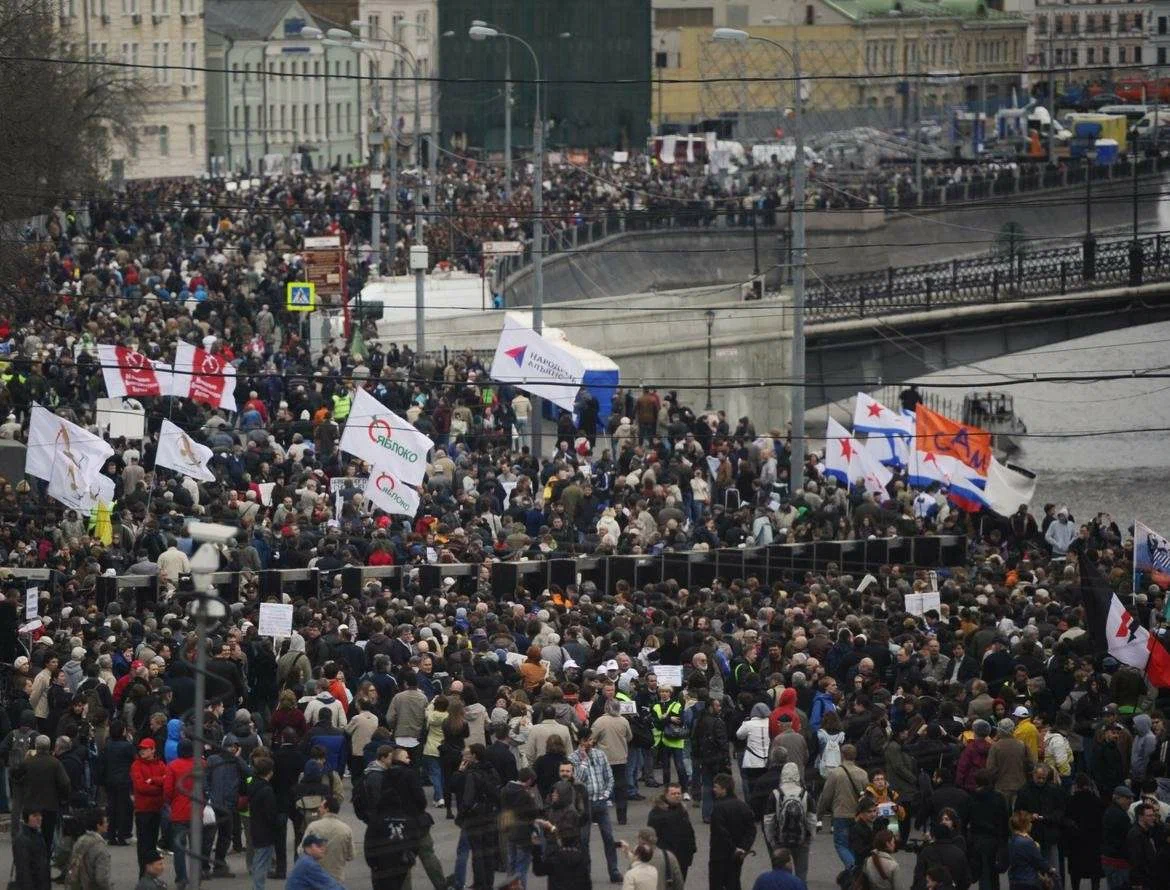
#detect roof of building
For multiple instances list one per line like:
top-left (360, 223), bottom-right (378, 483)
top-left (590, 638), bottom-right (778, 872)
top-left (821, 0), bottom-right (1024, 21)
top-left (205, 0), bottom-right (315, 41)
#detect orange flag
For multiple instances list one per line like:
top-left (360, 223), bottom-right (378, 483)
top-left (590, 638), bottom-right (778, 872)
top-left (914, 404), bottom-right (993, 475)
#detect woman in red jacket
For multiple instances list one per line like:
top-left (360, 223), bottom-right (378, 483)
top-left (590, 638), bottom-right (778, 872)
top-left (130, 738), bottom-right (168, 874)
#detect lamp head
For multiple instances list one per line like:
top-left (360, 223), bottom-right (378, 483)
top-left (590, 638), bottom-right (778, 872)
top-left (469, 25), bottom-right (498, 41)
top-left (300, 25), bottom-right (323, 40)
top-left (712, 27), bottom-right (750, 44)
top-left (326, 27), bottom-right (353, 41)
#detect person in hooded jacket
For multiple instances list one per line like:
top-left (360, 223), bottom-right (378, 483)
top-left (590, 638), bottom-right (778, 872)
top-left (957, 722), bottom-right (994, 792)
top-left (100, 721), bottom-right (136, 846)
top-left (303, 713), bottom-right (347, 776)
top-left (1132, 715), bottom-right (1158, 783)
top-left (911, 822), bottom-right (970, 890)
top-left (162, 718), bottom-right (183, 763)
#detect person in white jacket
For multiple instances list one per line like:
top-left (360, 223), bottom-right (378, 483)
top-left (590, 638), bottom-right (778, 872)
top-left (737, 703), bottom-right (772, 783)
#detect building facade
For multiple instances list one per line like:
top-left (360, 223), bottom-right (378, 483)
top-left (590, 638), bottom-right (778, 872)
top-left (60, 0), bottom-right (207, 179)
top-left (653, 0), bottom-right (1027, 135)
top-left (357, 0), bottom-right (438, 165)
top-left (205, 0), bottom-right (363, 174)
top-left (1032, 0), bottom-right (1149, 83)
top-left (438, 0), bottom-right (652, 151)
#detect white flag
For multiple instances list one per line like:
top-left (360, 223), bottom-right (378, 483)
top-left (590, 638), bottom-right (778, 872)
top-left (48, 461), bottom-right (115, 512)
top-left (855, 439), bottom-right (894, 497)
top-left (26, 405), bottom-right (114, 483)
top-left (155, 419), bottom-right (216, 482)
top-left (364, 469), bottom-right (422, 517)
top-left (340, 388), bottom-right (434, 486)
top-left (490, 315), bottom-right (587, 412)
top-left (823, 417), bottom-right (858, 486)
top-left (983, 458), bottom-right (1037, 517)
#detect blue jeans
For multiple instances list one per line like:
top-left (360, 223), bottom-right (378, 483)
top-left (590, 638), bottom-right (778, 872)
top-left (627, 748), bottom-right (644, 794)
top-left (507, 842), bottom-right (533, 890)
top-left (1104, 864), bottom-right (1128, 890)
top-left (453, 830), bottom-right (471, 888)
top-left (659, 746), bottom-right (689, 787)
top-left (251, 845), bottom-right (273, 890)
top-left (832, 817), bottom-right (855, 869)
top-left (423, 755), bottom-right (444, 803)
top-left (697, 763), bottom-right (717, 821)
top-left (172, 823), bottom-right (189, 884)
top-left (582, 802), bottom-right (621, 880)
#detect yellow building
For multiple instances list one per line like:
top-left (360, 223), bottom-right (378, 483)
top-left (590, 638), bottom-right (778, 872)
top-left (653, 0), bottom-right (1027, 132)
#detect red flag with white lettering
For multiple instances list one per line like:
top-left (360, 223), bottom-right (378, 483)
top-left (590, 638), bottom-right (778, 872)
top-left (97, 344), bottom-right (164, 398)
top-left (173, 341), bottom-right (237, 412)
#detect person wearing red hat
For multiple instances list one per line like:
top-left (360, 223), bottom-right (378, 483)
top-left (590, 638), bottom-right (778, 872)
top-left (130, 738), bottom-right (167, 875)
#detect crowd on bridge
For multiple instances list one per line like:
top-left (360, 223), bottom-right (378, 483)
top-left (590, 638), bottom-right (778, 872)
top-left (3, 161), bottom-right (1170, 890)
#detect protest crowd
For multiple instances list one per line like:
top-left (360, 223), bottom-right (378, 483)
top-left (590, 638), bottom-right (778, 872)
top-left (2, 157), bottom-right (1170, 890)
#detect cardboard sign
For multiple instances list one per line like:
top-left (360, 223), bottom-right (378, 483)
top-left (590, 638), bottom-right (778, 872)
top-left (258, 602), bottom-right (294, 638)
top-left (653, 665), bottom-right (683, 687)
top-left (25, 587), bottom-right (38, 619)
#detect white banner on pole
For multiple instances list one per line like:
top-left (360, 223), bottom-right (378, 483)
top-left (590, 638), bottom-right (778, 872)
top-left (490, 315), bottom-right (587, 412)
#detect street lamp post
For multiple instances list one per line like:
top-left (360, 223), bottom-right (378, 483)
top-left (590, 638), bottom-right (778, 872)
top-left (705, 309), bottom-right (715, 410)
top-left (1083, 149), bottom-right (1097, 280)
top-left (714, 26), bottom-right (806, 492)
top-left (470, 24), bottom-right (546, 457)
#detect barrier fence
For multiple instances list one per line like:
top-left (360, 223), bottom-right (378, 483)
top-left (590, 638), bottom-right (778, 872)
top-left (11, 535), bottom-right (968, 617)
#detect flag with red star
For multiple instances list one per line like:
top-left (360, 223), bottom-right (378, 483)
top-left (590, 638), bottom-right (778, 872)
top-left (823, 417), bottom-right (858, 485)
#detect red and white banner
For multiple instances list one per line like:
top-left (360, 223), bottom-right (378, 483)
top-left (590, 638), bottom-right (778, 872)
top-left (97, 344), bottom-right (166, 398)
top-left (172, 341), bottom-right (237, 412)
top-left (364, 469), bottom-right (421, 517)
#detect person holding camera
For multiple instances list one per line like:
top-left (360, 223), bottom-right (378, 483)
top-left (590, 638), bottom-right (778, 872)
top-left (617, 840), bottom-right (659, 890)
top-left (532, 816), bottom-right (590, 890)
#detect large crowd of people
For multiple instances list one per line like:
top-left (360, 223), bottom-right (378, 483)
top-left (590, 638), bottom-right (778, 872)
top-left (0, 157), bottom-right (1166, 890)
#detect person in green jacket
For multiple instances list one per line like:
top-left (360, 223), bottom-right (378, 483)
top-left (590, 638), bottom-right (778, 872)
top-left (651, 686), bottom-right (690, 793)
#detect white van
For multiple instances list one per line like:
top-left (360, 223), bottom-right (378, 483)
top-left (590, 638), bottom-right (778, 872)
top-left (1133, 109), bottom-right (1170, 138)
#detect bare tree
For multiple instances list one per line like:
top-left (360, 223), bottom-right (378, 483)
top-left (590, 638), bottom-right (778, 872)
top-left (0, 0), bottom-right (147, 315)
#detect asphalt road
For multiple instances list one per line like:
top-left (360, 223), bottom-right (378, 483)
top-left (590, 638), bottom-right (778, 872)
top-left (0, 792), bottom-right (921, 890)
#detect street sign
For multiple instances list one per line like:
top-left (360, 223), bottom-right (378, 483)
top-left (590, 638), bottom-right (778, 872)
top-left (301, 234), bottom-right (345, 305)
top-left (286, 281), bottom-right (317, 312)
top-left (482, 241), bottom-right (524, 256)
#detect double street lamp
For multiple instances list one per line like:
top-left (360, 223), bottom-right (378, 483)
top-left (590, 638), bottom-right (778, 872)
top-left (712, 27), bottom-right (807, 494)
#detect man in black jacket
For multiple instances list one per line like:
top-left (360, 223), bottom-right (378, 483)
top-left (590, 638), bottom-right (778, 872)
top-left (648, 784), bottom-right (698, 877)
top-left (1014, 766), bottom-right (1067, 868)
top-left (709, 773), bottom-right (756, 890)
top-left (1127, 802), bottom-right (1160, 890)
top-left (247, 757), bottom-right (279, 890)
top-left (365, 747), bottom-right (427, 890)
top-left (13, 808), bottom-right (50, 890)
top-left (912, 823), bottom-right (971, 890)
top-left (968, 770), bottom-right (1010, 890)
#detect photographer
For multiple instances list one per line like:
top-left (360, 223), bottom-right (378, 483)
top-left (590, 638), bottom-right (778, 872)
top-left (531, 816), bottom-right (590, 890)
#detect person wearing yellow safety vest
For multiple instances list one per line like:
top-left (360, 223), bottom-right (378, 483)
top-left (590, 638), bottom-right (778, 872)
top-left (650, 685), bottom-right (691, 796)
top-left (331, 388), bottom-right (352, 423)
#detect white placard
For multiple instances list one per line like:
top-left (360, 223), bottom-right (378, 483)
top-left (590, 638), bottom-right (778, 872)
top-left (653, 665), bottom-right (683, 687)
top-left (904, 593), bottom-right (924, 616)
top-left (921, 591), bottom-right (942, 614)
top-left (25, 587), bottom-right (38, 619)
top-left (258, 602), bottom-right (294, 638)
top-left (619, 700), bottom-right (637, 716)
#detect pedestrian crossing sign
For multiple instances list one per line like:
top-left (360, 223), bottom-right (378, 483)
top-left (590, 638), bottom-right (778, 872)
top-left (286, 281), bottom-right (316, 312)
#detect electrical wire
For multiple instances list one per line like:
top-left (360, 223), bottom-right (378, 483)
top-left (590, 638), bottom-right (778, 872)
top-left (1, 51), bottom-right (1160, 87)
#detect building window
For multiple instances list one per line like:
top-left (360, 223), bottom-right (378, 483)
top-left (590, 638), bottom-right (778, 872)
top-left (391, 12), bottom-right (403, 39)
top-left (1135, 46), bottom-right (1143, 62)
top-left (1055, 47), bottom-right (1064, 63)
top-left (233, 106), bottom-right (239, 131)
top-left (1038, 16), bottom-right (1048, 32)
top-left (182, 40), bottom-right (197, 84)
top-left (367, 13), bottom-right (379, 35)
top-left (1119, 46), bottom-right (1127, 62)
top-left (1161, 15), bottom-right (1168, 33)
top-left (416, 10), bottom-right (427, 36)
top-left (1087, 46), bottom-right (1095, 62)
top-left (345, 102), bottom-right (351, 131)
top-left (805, 4), bottom-right (815, 23)
top-left (1134, 13), bottom-right (1142, 29)
top-left (1160, 47), bottom-right (1167, 64)
top-left (314, 103), bottom-right (320, 134)
top-left (280, 105), bottom-right (286, 131)
top-left (1070, 48), bottom-right (1078, 63)
top-left (188, 123), bottom-right (196, 154)
top-left (159, 125), bottom-right (169, 156)
top-left (1102, 45), bottom-right (1110, 62)
top-left (1054, 15), bottom-right (1063, 32)
top-left (291, 105), bottom-right (297, 129)
top-left (152, 41), bottom-right (169, 83)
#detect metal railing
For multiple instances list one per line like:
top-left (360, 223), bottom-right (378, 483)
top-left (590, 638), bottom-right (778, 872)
top-left (804, 228), bottom-right (1167, 322)
top-left (495, 155), bottom-right (1170, 286)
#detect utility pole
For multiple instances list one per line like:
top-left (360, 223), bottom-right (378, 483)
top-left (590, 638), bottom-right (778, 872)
top-left (789, 35), bottom-right (807, 495)
top-left (531, 61), bottom-right (545, 460)
top-left (411, 244), bottom-right (428, 354)
top-left (187, 601), bottom-right (208, 890)
top-left (1047, 31), bottom-right (1056, 162)
top-left (504, 45), bottom-right (513, 200)
top-left (388, 68), bottom-right (398, 265)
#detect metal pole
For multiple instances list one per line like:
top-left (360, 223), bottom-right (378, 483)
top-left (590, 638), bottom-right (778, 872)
top-left (261, 49), bottom-right (269, 158)
top-left (1048, 32), bottom-right (1055, 162)
top-left (413, 64), bottom-right (421, 170)
top-left (531, 44), bottom-right (545, 460)
top-left (416, 265), bottom-right (426, 354)
top-left (429, 88), bottom-right (438, 216)
top-left (751, 202), bottom-right (760, 277)
top-left (389, 69), bottom-right (398, 267)
top-left (1156, 65), bottom-right (1162, 156)
top-left (371, 130), bottom-right (382, 261)
top-left (1133, 148), bottom-right (1140, 240)
top-left (705, 316), bottom-right (714, 410)
top-left (789, 35), bottom-right (807, 494)
top-left (224, 38), bottom-right (234, 172)
top-left (504, 46), bottom-right (513, 200)
top-left (188, 608), bottom-right (208, 890)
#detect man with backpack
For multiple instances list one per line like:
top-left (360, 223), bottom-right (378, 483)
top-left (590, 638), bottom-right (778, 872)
top-left (763, 763), bottom-right (815, 882)
top-left (67, 809), bottom-right (111, 890)
top-left (453, 744), bottom-right (501, 890)
top-left (0, 709), bottom-right (37, 823)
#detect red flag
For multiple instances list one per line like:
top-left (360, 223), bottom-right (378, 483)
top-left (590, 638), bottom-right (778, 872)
top-left (1147, 631), bottom-right (1170, 688)
top-left (173, 341), bottom-right (237, 412)
top-left (97, 344), bottom-right (163, 398)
